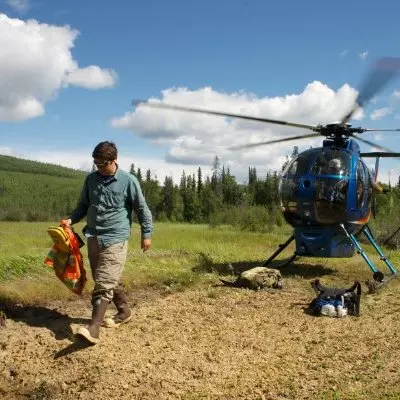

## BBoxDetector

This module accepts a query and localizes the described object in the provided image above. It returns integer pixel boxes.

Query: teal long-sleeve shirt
[70,167,153,248]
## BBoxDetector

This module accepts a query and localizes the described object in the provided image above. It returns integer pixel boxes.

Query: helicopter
[134,57,400,291]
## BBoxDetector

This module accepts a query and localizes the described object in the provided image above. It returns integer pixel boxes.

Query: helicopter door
[356,160,366,209]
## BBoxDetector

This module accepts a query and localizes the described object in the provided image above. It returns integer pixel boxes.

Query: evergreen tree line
[131,156,284,231]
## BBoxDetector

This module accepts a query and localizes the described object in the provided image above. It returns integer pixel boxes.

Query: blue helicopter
[135,57,400,290]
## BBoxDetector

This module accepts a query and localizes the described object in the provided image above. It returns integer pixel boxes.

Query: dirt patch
[1,279,400,399]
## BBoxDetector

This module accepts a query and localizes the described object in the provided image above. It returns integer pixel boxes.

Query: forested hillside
[0,155,86,221]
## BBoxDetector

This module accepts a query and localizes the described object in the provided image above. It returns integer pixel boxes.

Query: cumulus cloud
[0,13,118,121]
[64,65,117,90]
[339,50,348,58]
[6,0,30,13]
[111,82,367,178]
[393,89,400,99]
[359,51,369,60]
[0,146,15,156]
[370,107,392,120]
[19,148,208,185]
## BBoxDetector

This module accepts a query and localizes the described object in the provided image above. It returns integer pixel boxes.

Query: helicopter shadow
[192,252,335,279]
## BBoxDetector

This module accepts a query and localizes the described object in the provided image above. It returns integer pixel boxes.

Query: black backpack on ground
[308,279,361,317]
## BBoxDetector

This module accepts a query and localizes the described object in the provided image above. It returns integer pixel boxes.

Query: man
[62,141,153,344]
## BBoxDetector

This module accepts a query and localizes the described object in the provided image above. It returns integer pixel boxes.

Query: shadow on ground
[192,252,335,279]
[53,337,95,359]
[1,303,89,340]
[0,302,97,358]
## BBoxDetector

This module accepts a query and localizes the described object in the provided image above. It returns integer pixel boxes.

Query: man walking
[62,141,153,344]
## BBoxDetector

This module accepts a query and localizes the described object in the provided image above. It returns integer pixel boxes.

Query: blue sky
[1,0,400,183]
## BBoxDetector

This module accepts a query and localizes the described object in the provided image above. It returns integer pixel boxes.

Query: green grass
[0,221,399,303]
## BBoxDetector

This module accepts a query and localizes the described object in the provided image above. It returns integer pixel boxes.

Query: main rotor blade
[341,57,400,125]
[134,100,319,131]
[351,134,395,153]
[360,152,400,157]
[363,128,400,132]
[229,132,321,150]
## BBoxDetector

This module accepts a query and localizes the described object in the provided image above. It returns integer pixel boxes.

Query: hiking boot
[76,298,109,344]
[103,287,132,328]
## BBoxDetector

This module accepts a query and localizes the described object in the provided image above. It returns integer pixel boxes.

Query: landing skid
[263,224,398,293]
[262,235,297,268]
[366,273,398,293]
[341,223,398,293]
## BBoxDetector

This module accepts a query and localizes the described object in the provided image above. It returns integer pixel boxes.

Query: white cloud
[359,51,369,60]
[0,146,15,156]
[370,107,392,120]
[64,65,117,90]
[111,82,368,178]
[339,50,348,58]
[18,149,211,185]
[0,13,118,121]
[6,0,30,13]
[392,89,400,99]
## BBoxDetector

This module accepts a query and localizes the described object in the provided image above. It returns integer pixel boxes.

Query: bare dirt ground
[1,278,400,400]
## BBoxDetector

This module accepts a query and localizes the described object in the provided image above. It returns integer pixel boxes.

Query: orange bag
[44,225,87,295]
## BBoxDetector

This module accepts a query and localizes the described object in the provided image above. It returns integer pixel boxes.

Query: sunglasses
[93,160,111,167]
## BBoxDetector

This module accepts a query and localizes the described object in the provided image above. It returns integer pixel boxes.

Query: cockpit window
[283,156,309,177]
[311,150,351,224]
[311,150,351,177]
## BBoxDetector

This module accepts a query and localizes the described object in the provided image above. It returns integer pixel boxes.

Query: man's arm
[130,177,153,249]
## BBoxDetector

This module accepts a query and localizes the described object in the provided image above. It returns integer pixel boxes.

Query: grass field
[1,221,398,303]
[1,222,400,399]
[0,221,296,303]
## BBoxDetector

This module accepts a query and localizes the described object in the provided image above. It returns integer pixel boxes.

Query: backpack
[308,279,361,317]
[44,225,87,295]
[220,267,283,290]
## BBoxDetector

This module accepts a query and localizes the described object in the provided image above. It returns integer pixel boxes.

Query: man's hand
[141,238,152,252]
[60,218,72,227]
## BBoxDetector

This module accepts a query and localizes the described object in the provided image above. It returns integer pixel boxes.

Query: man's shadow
[2,303,95,357]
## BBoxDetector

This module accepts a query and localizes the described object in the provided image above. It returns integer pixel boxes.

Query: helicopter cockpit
[280,148,352,226]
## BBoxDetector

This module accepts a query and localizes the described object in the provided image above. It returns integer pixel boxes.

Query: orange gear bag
[44,225,87,295]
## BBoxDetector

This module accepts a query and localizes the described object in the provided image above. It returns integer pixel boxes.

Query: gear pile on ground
[220,266,283,290]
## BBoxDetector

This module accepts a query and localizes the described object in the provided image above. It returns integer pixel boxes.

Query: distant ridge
[0,154,87,179]
[0,155,87,221]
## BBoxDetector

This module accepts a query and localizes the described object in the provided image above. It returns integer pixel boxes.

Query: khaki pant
[87,237,128,303]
